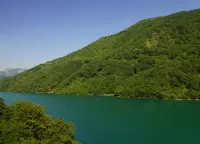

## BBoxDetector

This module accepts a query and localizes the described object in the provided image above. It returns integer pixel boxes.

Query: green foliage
[0,76,7,80]
[0,9,200,99]
[0,98,6,116]
[0,98,79,144]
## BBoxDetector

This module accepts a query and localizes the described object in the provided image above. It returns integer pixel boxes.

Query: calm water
[0,92,200,144]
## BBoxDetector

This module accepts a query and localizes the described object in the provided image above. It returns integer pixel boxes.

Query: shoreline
[0,91,199,101]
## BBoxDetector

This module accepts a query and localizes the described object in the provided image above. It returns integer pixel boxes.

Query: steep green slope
[1,9,200,99]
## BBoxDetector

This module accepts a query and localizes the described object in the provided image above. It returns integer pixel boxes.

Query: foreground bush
[0,97,79,144]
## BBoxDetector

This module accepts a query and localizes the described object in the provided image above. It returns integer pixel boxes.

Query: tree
[0,98,79,144]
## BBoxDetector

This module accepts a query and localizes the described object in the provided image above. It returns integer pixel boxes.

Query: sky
[0,0,200,70]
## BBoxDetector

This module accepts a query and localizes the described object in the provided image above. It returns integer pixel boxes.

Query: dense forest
[0,9,200,99]
[0,76,7,80]
[0,97,79,144]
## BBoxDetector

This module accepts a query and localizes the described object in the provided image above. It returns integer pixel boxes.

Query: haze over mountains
[0,9,200,99]
[0,68,26,80]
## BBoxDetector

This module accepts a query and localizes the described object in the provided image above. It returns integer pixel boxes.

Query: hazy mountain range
[0,68,27,79]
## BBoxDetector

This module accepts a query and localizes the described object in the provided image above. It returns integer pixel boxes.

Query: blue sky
[0,0,199,70]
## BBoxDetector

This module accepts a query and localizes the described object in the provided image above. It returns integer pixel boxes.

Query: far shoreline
[0,91,199,101]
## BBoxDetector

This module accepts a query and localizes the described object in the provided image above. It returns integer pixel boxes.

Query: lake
[0,92,200,144]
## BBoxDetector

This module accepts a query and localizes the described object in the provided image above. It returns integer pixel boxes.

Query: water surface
[1,92,200,144]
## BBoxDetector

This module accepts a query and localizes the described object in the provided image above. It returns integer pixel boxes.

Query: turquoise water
[1,92,200,144]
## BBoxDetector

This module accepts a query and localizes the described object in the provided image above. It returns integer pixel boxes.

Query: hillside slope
[0,75,7,80]
[1,9,200,99]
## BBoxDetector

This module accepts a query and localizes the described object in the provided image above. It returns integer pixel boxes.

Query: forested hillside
[0,9,200,99]
[0,76,7,80]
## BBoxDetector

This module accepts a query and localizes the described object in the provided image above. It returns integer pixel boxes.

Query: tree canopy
[0,97,79,144]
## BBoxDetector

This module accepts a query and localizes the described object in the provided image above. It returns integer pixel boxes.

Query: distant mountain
[0,68,26,79]
[0,9,200,99]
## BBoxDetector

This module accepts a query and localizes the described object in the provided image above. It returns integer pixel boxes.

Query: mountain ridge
[0,68,27,80]
[0,9,200,99]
